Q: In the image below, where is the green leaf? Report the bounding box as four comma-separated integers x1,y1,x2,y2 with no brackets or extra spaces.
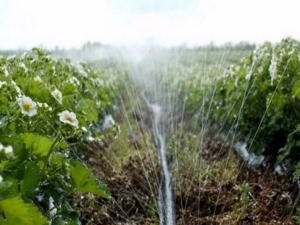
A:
52,215,81,225
61,95,73,111
21,133,54,158
0,197,48,225
77,99,98,125
52,216,82,225
58,140,68,149
60,200,82,225
0,179,18,201
27,81,51,104
70,161,110,198
70,161,90,188
51,216,65,225
21,162,42,198
267,92,286,112
3,141,28,179
51,153,64,168
0,181,12,200
61,83,76,95
292,79,300,99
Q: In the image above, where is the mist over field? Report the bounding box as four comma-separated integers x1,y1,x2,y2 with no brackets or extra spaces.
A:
2,1,300,225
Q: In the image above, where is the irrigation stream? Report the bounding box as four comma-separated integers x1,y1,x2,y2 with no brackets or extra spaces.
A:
142,93,175,225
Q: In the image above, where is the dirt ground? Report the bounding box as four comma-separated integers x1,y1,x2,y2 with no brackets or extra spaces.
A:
72,139,299,225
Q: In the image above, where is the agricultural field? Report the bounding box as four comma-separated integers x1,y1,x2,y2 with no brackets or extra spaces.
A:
1,38,300,225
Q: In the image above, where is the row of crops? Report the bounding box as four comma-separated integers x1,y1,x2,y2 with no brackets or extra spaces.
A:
0,49,119,224
181,38,300,174
1,38,300,224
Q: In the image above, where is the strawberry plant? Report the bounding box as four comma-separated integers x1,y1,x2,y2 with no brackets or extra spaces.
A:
0,48,117,224
184,38,300,170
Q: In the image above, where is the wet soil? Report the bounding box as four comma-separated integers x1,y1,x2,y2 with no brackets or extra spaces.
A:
71,107,299,225
71,137,299,225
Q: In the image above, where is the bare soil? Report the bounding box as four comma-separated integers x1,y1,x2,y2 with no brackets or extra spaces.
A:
72,140,299,225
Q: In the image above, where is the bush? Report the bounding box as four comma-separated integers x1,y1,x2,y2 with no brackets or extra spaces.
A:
0,49,117,224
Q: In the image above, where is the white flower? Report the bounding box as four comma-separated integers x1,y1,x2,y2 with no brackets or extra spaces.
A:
51,89,63,104
0,81,7,89
96,101,101,107
19,62,28,72
76,64,88,78
81,127,88,132
17,95,37,117
87,136,95,141
69,76,80,86
37,102,53,111
1,65,9,77
0,143,13,155
4,145,13,154
4,69,9,77
0,175,3,183
34,76,43,82
91,78,104,87
11,81,22,97
7,55,16,61
58,110,79,127
44,103,53,111
52,66,56,75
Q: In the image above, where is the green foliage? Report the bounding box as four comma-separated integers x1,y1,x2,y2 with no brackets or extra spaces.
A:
70,160,110,198
0,197,48,225
185,37,300,168
294,206,300,225
22,133,54,158
0,49,116,224
21,162,42,197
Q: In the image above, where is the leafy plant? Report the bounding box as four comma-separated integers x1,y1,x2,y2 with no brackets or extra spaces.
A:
183,38,300,170
0,49,117,224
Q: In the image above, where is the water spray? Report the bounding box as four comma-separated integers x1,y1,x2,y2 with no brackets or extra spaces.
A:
141,92,175,225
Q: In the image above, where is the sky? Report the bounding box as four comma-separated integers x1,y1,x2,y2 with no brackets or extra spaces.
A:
0,0,299,49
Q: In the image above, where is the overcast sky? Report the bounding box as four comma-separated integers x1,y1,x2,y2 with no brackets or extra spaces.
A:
0,0,299,49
